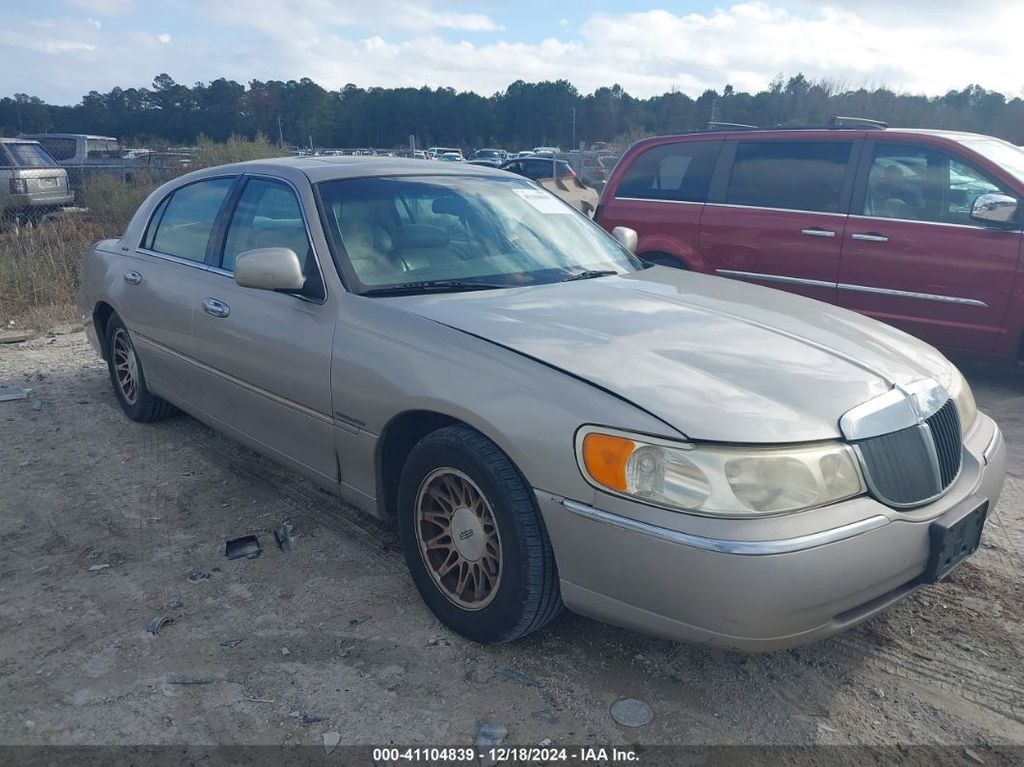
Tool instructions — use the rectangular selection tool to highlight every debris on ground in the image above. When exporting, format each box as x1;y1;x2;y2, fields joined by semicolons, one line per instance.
186;569;210;583
301;713;329;724
220;639;243;648
167;599;183;610
531;709;559;725
0;332;35;344
610;698;654;728
0;384;31;402
274;522;295;552
225;535;262;560
280;647;290;656
964;747;986;764
322;731;341;755
348;617;368;627
87;564;110;572
147;616;173;635
426;636;451;647
497;668;539;687
475;721;507;748
31;400;42;411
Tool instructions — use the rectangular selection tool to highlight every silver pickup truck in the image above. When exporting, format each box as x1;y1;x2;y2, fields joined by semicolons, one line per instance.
77;156;1006;650
0;138;74;224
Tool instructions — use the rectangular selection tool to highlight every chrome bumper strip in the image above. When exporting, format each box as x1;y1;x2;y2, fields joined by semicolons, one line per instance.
984;424;1003;465
561;499;889;556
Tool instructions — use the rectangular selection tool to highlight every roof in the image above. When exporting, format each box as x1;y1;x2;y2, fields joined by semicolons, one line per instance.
189;155;513;184
0;137;44;144
20;133;118;141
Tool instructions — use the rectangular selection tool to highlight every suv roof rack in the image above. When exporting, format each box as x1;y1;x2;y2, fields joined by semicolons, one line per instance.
829;116;888;129
705;121;759;131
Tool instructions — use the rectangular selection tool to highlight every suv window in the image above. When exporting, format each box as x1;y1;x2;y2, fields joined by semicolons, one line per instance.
221;178;324;299
615;141;720;202
145;177;235;262
863;143;1013;226
35;137;77;162
5;142;58;168
726;140;852;213
86;139;121;160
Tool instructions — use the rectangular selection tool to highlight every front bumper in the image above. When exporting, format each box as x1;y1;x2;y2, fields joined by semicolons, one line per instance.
537;413;1005;651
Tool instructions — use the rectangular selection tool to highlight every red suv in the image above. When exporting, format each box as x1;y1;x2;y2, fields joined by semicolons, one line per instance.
596;124;1024;360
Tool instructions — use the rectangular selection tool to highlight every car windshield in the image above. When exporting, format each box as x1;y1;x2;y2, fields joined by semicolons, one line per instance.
318;174;639;293
5;142;58;168
961;138;1024;186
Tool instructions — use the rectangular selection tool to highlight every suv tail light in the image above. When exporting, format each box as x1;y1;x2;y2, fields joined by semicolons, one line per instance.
9;178;28;194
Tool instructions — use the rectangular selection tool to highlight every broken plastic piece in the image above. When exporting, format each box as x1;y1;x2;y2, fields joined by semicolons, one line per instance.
148;615;172;635
225;535;262;560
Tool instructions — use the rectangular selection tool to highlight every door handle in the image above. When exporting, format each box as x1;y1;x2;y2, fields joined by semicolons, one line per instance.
123;270;142;285
201;298;230;318
851;232;889;242
800;228;836;238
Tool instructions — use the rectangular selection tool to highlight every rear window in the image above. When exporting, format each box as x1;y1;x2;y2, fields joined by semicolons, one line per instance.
726;140;852;213
615;141;721;203
143;177;235;262
4;142;58;168
35;137;77;161
86;138;122;160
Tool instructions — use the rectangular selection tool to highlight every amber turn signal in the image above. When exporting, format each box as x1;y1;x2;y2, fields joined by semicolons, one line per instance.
581;432;635;492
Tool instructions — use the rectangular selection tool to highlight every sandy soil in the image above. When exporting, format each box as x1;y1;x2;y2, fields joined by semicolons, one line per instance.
1;329;1022;754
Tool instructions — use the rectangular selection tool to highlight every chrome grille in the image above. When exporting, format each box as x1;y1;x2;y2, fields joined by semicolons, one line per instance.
854;399;962;508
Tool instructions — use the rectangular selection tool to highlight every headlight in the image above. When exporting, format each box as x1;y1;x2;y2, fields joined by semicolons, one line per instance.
577;428;865;516
946;367;978;434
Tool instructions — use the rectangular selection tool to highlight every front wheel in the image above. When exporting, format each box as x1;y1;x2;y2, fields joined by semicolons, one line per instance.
397;426;562;643
104;315;175;422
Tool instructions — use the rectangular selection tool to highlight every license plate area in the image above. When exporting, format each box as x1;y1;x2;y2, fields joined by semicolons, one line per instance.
925;499;988;583
39;177;57;189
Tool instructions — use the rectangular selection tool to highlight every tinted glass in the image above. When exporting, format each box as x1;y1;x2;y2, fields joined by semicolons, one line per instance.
318;175;638;291
863;143;1012;226
6;143;59;168
727;141;852;213
35;137;77;161
86;139;121;160
221;178;324;299
148;177;234;262
615;141;721;202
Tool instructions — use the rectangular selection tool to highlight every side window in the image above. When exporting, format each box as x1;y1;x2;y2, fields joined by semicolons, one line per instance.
726;141;852;213
37;138;77;162
863;143;1012;225
221;178;324;299
615;141;721;202
147;177;235;262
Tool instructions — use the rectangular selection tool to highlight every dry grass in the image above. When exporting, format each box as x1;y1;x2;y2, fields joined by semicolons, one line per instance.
0;136;284;329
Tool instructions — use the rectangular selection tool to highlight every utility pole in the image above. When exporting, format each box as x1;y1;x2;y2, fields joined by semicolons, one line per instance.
571;107;576;152
277;114;284;148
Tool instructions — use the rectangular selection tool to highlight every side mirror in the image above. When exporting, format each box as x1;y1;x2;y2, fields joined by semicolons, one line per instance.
611;226;638;254
971;193;1018;225
234;247;305;292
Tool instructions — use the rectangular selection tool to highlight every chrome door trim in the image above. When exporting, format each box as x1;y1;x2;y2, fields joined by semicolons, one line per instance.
135;247;211;272
612;196;704;206
704;202;849;218
850;233;889;242
134;332;334;426
801;228;836;238
715;269;835;289
848;213;1024;233
837;282;988;307
560;499;889;556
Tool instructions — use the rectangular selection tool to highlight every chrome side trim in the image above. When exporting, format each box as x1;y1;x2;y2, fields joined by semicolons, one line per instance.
716;269;835;289
560;499;889;556
135;247;211;272
848;213;1024;233
984;425;1003;465
837;282;988;308
705;202;849;218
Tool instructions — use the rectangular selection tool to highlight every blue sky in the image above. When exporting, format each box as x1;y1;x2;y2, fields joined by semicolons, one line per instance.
3;1;1021;104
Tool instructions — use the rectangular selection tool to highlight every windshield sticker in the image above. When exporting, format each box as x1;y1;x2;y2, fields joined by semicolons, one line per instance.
511;187;571;214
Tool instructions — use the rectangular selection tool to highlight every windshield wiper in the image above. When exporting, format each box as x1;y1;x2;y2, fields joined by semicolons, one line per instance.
561;270;618;282
360;280;511;297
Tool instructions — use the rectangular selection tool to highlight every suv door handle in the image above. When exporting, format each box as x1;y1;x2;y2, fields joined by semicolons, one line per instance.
123;270;142;285
851;232;889;242
201;298;230;318
800;228;836;238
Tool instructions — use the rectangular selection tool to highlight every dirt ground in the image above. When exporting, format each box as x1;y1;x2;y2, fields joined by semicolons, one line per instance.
1;328;1022;754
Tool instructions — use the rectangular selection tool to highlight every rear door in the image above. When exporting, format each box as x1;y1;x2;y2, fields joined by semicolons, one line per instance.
189;175;338;484
839;139;1023;353
699;137;859;303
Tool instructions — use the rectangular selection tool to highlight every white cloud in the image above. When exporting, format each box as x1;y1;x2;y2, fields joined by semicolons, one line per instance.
70;0;135;12
4;2;1024;104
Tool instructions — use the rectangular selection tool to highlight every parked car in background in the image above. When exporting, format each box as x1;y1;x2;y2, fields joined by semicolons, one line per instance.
0;138;74;224
573;154;608;189
439;152;463;162
597;124;1024;361
533;146;560;155
77;156;1004;651
501;155;600;217
501;155;576;181
473;148;503;166
21;133;125;192
427;147;463;161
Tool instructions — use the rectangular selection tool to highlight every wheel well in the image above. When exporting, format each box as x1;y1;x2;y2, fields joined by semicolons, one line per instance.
639;251;688;269
377;410;462;517
92;302;116;361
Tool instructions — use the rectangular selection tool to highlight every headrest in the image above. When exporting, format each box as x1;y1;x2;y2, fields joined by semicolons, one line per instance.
392;224;449;250
432;196;471;217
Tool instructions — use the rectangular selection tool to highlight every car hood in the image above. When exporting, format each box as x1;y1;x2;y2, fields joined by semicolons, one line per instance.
391;268;954;443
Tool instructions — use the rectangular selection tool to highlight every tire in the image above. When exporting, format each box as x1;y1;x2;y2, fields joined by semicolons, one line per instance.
397;425;562;643
104;315;175;422
641;252;687;269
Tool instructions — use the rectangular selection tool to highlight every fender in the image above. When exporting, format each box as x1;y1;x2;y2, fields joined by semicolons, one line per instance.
636;232;707;272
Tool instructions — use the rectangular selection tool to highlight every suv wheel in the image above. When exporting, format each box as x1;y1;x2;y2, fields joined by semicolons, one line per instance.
397;425;562;643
